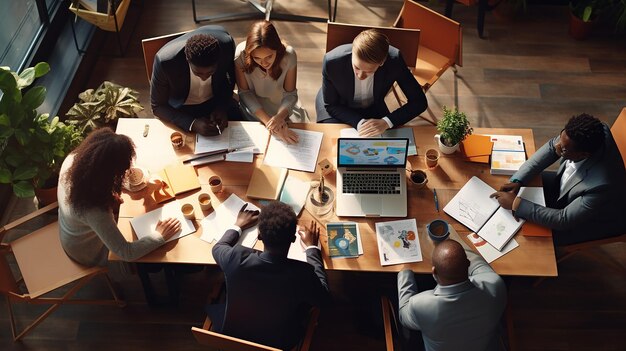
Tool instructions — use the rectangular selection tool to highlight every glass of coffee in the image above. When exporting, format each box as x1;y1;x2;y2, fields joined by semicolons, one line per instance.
209;175;223;193
409;169;428;189
425;149;440;169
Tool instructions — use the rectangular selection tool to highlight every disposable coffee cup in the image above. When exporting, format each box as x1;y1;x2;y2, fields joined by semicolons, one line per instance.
171;132;185;150
409;169;428;189
425;149;440;169
427;219;450;242
209;175;223;193
181;203;195;220
198;193;212;211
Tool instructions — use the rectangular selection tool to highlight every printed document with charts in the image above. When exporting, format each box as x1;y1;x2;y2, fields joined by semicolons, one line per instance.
199;194;261;248
444;176;544;251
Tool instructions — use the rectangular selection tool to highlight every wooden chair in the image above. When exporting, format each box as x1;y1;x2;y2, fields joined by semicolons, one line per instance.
0;202;125;341
325;22;432;125
534;108;626;287
393;0;462;93
191;306;320;351
141;31;188;82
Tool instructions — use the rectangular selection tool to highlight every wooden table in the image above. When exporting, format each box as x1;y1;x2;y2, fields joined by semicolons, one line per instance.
113;118;557;277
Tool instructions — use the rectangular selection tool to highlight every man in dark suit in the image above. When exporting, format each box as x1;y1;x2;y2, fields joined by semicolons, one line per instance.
211;202;329;350
150;25;242;136
491;113;626;245
315;29;427;137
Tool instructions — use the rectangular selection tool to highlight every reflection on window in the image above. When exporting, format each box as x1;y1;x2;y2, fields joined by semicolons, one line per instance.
0;0;42;71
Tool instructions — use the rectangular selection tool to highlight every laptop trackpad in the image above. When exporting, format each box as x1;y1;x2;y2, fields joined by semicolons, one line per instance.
361;197;382;215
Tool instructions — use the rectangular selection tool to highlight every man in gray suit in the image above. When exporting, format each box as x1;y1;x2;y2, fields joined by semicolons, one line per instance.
150;25;242;136
491;113;626;246
398;236;506;351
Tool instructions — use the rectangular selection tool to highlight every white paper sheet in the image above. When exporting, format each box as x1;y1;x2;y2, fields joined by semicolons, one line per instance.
195;132;230;154
467;233;519;263
287;229;322;262
199;194;261;248
225;149;254;163
263;129;323;172
443;176;500;233
228;122;269;153
375;219;422;266
130;200;196;243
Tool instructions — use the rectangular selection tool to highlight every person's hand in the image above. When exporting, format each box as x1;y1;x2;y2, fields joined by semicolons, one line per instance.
210;109;229;131
155;217;181;241
490;191;517;211
272;125;299;144
234;203;260;230
265;115;286;133
298;220;320;247
358;119;389;137
191;118;220;136
499;182;522;194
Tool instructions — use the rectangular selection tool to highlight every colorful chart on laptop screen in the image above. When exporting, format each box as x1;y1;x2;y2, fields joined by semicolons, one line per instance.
338;139;408;166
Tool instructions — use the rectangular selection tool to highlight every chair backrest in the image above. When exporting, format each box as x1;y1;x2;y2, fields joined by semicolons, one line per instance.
191;327;281;351
611;107;626;169
394;0;462;66
325;22;421;69
142;31;188;82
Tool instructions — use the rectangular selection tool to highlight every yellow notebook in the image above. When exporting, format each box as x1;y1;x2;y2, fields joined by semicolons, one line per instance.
246;163;288;200
153;165;200;203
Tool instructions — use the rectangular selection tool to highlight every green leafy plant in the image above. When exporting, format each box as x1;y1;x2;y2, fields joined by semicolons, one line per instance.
0;63;84;198
65;81;143;135
570;0;610;22
437;106;472;147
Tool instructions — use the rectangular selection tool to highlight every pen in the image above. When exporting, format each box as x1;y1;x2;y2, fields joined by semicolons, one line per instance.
143;124;149;137
433;189;439;212
216;124;222;135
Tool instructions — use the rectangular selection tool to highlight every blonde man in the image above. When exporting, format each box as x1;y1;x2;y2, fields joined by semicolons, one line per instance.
315;29;427;137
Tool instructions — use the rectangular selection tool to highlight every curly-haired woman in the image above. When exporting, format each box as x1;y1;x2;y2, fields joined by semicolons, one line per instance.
58;128;180;267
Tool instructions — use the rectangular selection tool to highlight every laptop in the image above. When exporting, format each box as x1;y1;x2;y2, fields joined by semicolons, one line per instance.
335;138;409;217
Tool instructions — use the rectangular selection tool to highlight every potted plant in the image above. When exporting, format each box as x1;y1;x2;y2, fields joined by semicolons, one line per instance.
435;106;473;154
0;63;83;203
569;0;610;40
65;81;143;136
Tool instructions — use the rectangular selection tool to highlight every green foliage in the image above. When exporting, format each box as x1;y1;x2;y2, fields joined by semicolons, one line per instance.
65;81;143;135
0;63;83;198
437;106;472;147
570;0;611;22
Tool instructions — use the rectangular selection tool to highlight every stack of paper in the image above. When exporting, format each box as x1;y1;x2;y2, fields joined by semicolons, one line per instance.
263;129;323;172
199;194;261;248
467;233;518;263
327;222;363;258
130;200;196;243
375;219;422;266
489;135;526;175
195;122;270;164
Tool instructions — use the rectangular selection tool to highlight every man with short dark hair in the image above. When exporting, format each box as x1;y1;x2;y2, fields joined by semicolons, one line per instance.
210;202;329;350
151;25;242;136
397;236;506;351
491;113;626;245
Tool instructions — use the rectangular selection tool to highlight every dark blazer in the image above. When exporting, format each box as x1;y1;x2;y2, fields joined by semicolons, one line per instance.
211;229;329;350
513;124;626;244
150;26;235;131
318;44;427;128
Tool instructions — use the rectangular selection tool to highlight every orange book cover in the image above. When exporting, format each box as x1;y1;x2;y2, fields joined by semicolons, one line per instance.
461;134;493;163
151;165;200;203
521;222;552;237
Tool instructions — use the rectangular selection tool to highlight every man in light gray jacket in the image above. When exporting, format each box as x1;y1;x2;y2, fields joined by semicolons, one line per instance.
397;236;506;351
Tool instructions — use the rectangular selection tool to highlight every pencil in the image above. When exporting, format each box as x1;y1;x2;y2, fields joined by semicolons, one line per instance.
434;189;439;212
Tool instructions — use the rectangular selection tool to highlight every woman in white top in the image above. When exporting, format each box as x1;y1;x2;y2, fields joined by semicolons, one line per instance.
235;20;304;144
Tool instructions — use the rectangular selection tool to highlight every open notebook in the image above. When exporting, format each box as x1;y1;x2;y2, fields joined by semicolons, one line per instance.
444;176;545;251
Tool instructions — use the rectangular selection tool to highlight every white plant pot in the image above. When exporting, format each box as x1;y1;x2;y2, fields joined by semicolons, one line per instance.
434;134;459;154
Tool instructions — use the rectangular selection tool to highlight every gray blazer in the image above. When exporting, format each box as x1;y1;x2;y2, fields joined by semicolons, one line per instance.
150;26;235;131
318;44;427;128
398;250;506;351
512;124;626;243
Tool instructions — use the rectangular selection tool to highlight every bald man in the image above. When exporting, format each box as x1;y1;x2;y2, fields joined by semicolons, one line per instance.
397;237;506;351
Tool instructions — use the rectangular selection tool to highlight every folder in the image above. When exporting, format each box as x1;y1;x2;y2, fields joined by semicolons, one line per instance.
246;163;288;200
521;222;552;237
152;164;201;203
461;134;493;164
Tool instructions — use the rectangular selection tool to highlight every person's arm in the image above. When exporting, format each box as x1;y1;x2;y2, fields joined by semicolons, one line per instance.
397;269;424;330
321;55;364;128
299;221;330;306
83;208;166;261
150;55;196;131
211;34;236;113
386;52;428;126
274;51;298;121
235;58;268;122
212;204;260;266
511;135;561;184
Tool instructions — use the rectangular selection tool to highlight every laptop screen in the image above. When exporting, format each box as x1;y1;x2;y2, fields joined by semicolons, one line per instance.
337;138;409;168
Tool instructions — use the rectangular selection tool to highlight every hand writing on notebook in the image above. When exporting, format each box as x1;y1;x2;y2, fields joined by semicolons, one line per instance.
489;191;520;221
298;220;320;247
273;124;299;145
358;119;389;137
155;217;182;240
499;182;521;194
235;203;260;230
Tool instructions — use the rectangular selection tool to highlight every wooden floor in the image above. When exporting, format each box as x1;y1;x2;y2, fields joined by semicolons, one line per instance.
2;0;626;350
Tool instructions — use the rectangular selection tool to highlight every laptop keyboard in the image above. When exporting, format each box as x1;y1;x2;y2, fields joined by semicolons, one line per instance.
342;173;401;194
